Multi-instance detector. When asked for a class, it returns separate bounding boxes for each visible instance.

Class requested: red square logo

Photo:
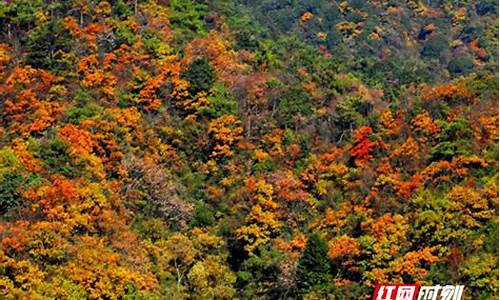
[373,284,419,300]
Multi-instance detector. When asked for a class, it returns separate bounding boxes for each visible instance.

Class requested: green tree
[35,137,79,178]
[431,118,472,161]
[476,0,498,15]
[0,148,25,213]
[190,201,215,227]
[448,56,475,76]
[169,0,208,41]
[276,86,313,129]
[296,233,333,293]
[26,18,74,72]
[182,56,216,95]
[0,172,23,213]
[421,34,448,59]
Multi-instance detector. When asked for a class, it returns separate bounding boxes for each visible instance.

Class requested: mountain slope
[0,0,498,299]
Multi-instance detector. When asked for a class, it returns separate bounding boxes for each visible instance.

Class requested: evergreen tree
[26,18,74,72]
[0,173,22,213]
[182,56,216,95]
[296,233,333,294]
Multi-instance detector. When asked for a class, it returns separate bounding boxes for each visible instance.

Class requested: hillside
[0,0,498,299]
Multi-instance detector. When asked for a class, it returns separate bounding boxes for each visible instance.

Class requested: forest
[0,0,498,299]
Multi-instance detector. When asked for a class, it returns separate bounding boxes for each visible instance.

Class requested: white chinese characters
[374,284,419,300]
[396,286,418,300]
[373,284,464,300]
[417,285,464,300]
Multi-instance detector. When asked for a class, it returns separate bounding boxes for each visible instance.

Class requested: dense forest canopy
[0,0,498,299]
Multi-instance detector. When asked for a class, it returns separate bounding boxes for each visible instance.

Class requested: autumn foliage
[0,0,497,299]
